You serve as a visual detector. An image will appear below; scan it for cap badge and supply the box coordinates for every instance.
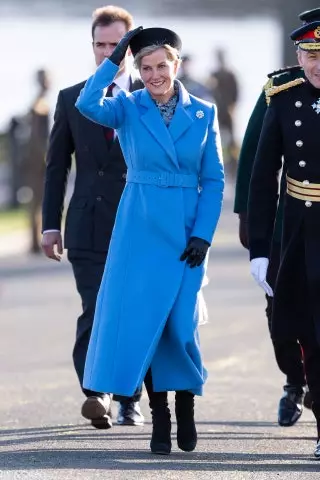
[312,98,320,114]
[314,27,320,39]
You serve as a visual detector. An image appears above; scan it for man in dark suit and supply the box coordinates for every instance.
[41,5,144,429]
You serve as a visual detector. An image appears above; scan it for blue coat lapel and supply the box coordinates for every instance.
[139,89,178,167]
[139,82,194,168]
[169,81,194,144]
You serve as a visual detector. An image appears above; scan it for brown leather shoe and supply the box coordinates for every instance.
[81,395,112,429]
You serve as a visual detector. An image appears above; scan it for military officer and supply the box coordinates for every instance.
[235,63,307,427]
[248,16,320,459]
[234,7,320,428]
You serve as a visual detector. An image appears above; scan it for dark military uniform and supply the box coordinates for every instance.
[234,66,306,393]
[248,7,320,456]
[234,65,304,232]
[248,77,320,441]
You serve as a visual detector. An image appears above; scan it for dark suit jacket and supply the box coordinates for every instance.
[42,76,143,252]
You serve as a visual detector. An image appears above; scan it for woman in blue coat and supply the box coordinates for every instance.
[76,26,224,455]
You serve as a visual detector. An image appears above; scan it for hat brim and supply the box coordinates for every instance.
[291,21,320,40]
[129,27,182,57]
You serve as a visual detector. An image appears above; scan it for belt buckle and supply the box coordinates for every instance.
[159,173,168,188]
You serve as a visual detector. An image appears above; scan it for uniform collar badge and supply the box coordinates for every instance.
[196,110,204,119]
[312,98,320,114]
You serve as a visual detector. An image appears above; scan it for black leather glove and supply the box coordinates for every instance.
[109,26,143,66]
[238,212,249,250]
[180,237,210,268]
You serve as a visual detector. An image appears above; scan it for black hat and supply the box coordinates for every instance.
[291,21,320,50]
[129,27,182,57]
[299,8,320,24]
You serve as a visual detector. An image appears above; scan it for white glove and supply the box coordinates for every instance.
[250,257,274,297]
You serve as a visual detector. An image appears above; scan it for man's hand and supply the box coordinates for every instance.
[250,257,273,297]
[239,212,249,249]
[41,232,63,262]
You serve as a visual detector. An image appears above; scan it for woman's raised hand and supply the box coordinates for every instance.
[109,26,143,66]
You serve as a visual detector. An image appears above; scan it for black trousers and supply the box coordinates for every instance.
[266,242,306,387]
[272,232,320,427]
[67,248,142,402]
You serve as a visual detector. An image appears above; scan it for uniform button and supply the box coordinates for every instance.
[303,180,309,185]
[299,160,306,167]
[295,120,302,127]
[98,170,104,176]
[295,101,302,108]
[96,196,102,201]
[296,140,303,147]
[122,173,127,179]
[305,201,312,207]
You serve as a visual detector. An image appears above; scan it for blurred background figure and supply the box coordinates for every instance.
[22,69,50,253]
[178,54,212,101]
[207,48,239,180]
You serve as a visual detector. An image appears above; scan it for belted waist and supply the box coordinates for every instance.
[126,170,199,188]
[287,175,320,202]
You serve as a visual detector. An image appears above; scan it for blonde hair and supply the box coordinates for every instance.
[134,44,180,70]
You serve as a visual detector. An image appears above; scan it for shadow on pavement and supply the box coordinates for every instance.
[0,448,319,472]
[0,423,318,472]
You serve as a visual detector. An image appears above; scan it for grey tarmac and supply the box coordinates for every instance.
[0,196,318,479]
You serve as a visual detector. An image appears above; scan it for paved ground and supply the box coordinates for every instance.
[0,194,319,479]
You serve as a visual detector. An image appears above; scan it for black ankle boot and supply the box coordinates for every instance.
[146,384,171,455]
[150,396,171,455]
[175,391,197,452]
[145,369,171,454]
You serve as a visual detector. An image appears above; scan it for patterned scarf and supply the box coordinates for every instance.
[154,81,179,127]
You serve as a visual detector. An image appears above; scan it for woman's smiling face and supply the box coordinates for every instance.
[139,47,179,103]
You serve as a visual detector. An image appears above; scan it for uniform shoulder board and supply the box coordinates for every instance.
[263,77,273,105]
[267,65,302,79]
[265,78,305,105]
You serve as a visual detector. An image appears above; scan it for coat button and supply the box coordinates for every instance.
[96,196,102,201]
[296,140,303,147]
[295,120,302,127]
[299,160,306,167]
[305,201,312,207]
[295,101,302,108]
[122,173,127,179]
[303,180,310,185]
[98,170,104,176]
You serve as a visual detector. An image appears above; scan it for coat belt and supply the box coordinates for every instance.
[287,175,320,202]
[126,170,199,188]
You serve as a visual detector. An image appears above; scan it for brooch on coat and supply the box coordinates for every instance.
[312,98,320,114]
[196,110,204,119]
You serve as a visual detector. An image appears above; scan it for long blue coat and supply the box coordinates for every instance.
[76,59,224,396]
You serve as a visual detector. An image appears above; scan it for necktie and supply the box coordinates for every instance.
[103,83,116,145]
